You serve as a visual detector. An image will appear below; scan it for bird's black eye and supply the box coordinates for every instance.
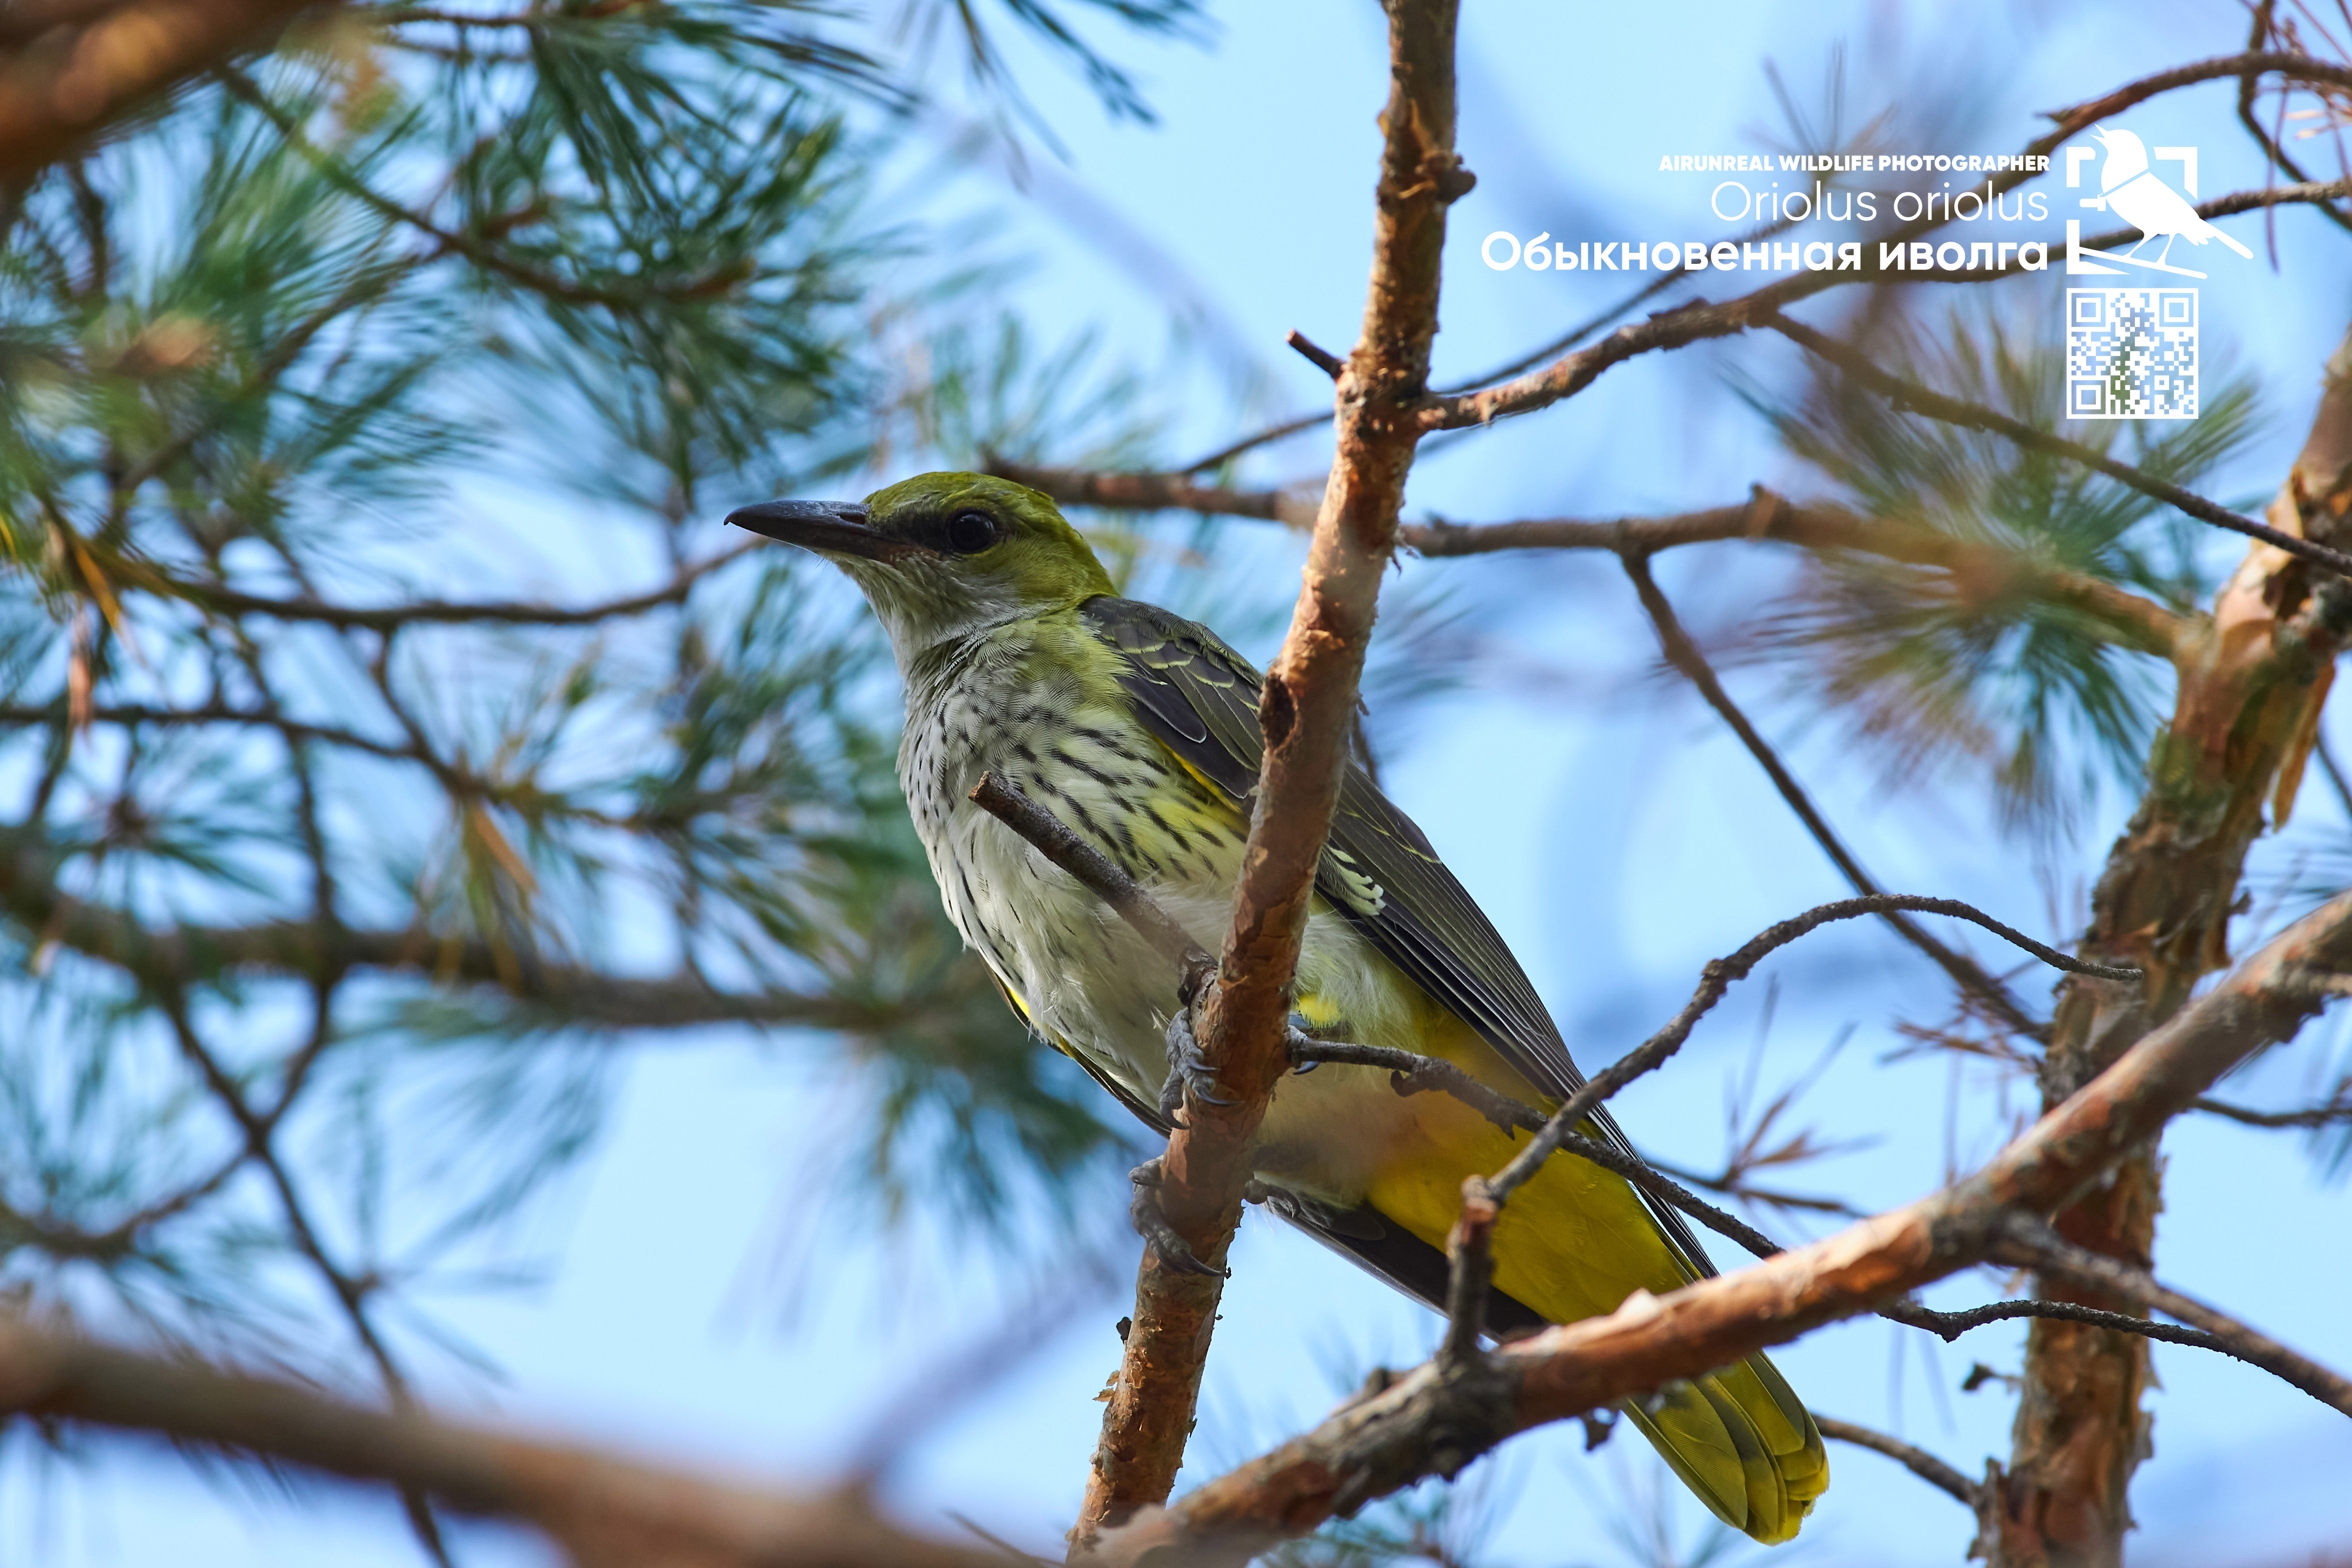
[946,510,998,554]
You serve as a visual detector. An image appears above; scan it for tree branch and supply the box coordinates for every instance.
[1993,1213,2352,1418]
[2191,1092,2352,1127]
[218,66,749,311]
[1068,1,1472,1549]
[1882,1295,2234,1355]
[2235,2,2352,235]
[1415,55,2352,435]
[0,1318,1019,1568]
[1995,318,2352,1565]
[1090,887,2352,1567]
[1619,552,2051,1036]
[0,830,976,1034]
[1812,1416,1982,1509]
[149,540,758,629]
[991,469,2192,659]
[970,772,1215,1002]
[0,0,320,181]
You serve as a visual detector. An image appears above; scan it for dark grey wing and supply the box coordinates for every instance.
[1078,595,1718,1283]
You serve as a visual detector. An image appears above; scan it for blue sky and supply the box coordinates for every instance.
[13,0,2352,1564]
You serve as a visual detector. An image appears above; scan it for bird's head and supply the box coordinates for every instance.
[727,471,1116,663]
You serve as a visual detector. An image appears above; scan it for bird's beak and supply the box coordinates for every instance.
[725,500,936,564]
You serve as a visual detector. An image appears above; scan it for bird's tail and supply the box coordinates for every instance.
[2214,226,2255,260]
[1617,1350,1827,1545]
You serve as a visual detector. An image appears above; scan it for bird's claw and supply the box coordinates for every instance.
[1160,1005,1234,1123]
[1287,1013,1321,1074]
[1128,1158,1227,1278]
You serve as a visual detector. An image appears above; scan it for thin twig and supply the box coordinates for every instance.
[1285,1034,1788,1262]
[159,540,757,628]
[157,995,452,1565]
[995,470,2193,657]
[1880,1295,2234,1354]
[1419,55,2352,436]
[1483,893,2131,1209]
[1621,550,2051,1036]
[2240,3,2352,236]
[1994,1213,2352,1418]
[2191,1092,2352,1127]
[219,66,745,310]
[1439,1179,1496,1366]
[1286,330,1345,380]
[1812,1416,1980,1508]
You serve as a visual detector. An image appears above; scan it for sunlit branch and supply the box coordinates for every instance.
[0,0,318,180]
[1089,889,2352,1567]
[1070,1,1474,1545]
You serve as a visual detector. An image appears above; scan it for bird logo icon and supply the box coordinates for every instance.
[2069,127,2251,278]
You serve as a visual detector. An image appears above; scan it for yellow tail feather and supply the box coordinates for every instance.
[1619,1357,1828,1544]
[1318,999,1831,1545]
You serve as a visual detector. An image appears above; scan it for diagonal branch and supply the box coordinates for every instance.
[218,66,749,311]
[1089,887,2352,1567]
[970,773,1213,999]
[2192,1091,2352,1127]
[2236,2,2352,235]
[0,0,319,180]
[1416,55,2352,435]
[950,794,2223,1391]
[1619,551,2049,1036]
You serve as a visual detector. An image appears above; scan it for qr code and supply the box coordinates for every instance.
[2066,289,2197,419]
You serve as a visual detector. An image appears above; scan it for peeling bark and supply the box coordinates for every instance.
[1993,325,2352,1568]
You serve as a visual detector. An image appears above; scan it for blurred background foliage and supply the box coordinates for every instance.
[0,0,1231,1396]
[1740,305,2260,842]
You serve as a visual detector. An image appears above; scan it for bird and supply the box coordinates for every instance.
[728,472,1828,1544]
[2084,125,2253,268]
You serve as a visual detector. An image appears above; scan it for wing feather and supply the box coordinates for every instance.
[1078,595,1719,1281]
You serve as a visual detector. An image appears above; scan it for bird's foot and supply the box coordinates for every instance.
[1127,1158,1226,1278]
[1160,1004,1234,1124]
[1286,1012,1321,1074]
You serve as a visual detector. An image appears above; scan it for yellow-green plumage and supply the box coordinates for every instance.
[732,472,1827,1543]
